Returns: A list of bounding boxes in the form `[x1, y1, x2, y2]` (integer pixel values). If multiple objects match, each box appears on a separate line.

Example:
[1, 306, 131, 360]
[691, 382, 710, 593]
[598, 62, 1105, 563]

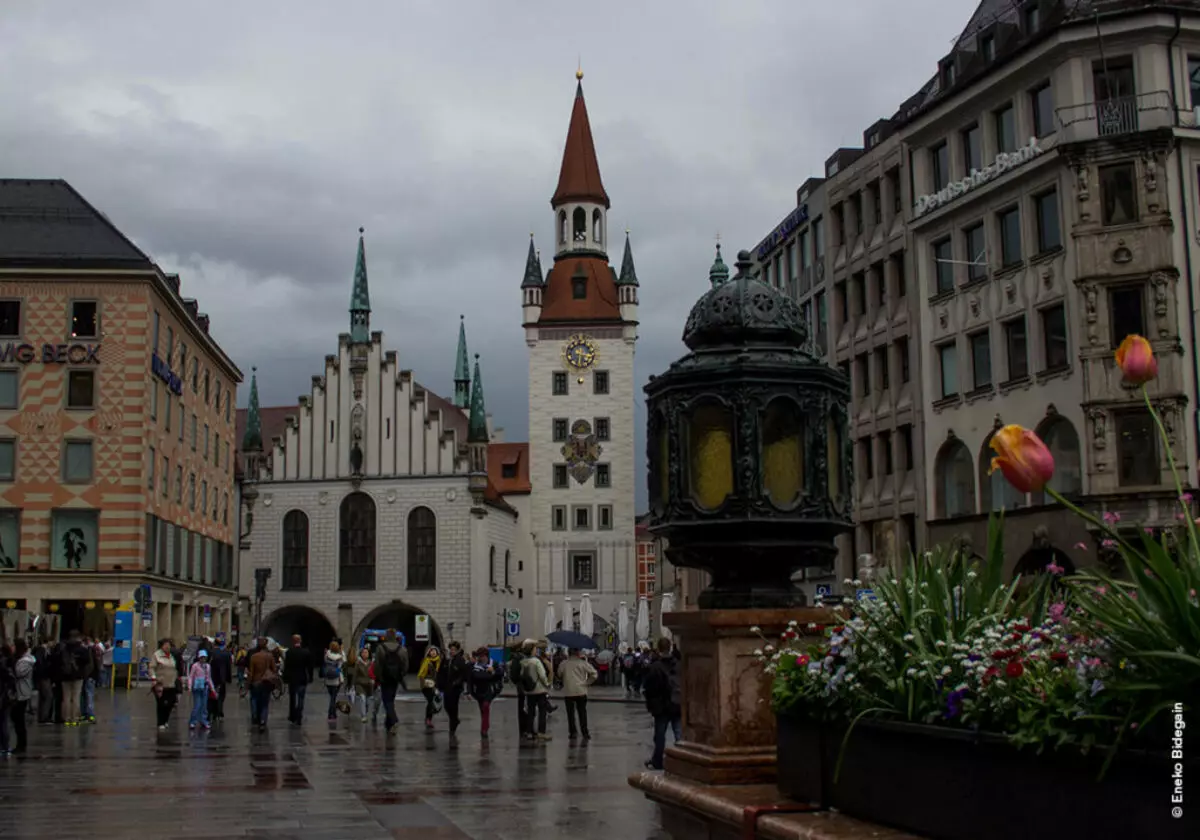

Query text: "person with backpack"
[642, 637, 683, 770]
[417, 647, 443, 730]
[372, 629, 408, 734]
[186, 649, 213, 730]
[321, 642, 345, 722]
[282, 635, 310, 726]
[511, 640, 533, 739]
[520, 643, 552, 742]
[467, 647, 503, 739]
[436, 642, 471, 739]
[59, 631, 91, 727]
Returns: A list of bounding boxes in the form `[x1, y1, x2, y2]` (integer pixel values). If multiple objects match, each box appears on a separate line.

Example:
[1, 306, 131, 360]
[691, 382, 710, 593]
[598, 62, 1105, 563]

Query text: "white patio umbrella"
[579, 593, 594, 638]
[617, 601, 630, 648]
[562, 596, 574, 632]
[543, 602, 556, 645]
[659, 592, 676, 641]
[635, 596, 650, 645]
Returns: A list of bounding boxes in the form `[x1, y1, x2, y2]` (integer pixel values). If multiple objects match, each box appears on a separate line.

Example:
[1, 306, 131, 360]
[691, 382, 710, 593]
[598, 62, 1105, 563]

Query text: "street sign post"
[506, 621, 520, 638]
[505, 608, 520, 624]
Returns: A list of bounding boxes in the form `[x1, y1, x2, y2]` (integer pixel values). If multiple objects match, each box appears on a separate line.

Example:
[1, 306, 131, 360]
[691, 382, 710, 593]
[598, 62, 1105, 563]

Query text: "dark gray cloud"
[0, 1, 964, 510]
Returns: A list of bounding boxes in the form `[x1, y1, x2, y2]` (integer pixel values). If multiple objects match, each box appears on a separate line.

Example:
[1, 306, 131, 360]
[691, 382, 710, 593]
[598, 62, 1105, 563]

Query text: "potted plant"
[761, 337, 1198, 839]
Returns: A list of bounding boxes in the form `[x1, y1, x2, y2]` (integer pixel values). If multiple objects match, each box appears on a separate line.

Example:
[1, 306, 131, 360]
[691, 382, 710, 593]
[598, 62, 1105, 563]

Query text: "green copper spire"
[454, 315, 471, 408]
[350, 227, 371, 343]
[242, 366, 262, 452]
[467, 353, 488, 444]
[709, 243, 730, 288]
[521, 234, 543, 288]
[617, 230, 639, 286]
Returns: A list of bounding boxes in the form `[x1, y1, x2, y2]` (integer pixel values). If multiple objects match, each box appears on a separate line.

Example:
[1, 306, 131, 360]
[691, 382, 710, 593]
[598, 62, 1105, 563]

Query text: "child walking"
[188, 649, 213, 730]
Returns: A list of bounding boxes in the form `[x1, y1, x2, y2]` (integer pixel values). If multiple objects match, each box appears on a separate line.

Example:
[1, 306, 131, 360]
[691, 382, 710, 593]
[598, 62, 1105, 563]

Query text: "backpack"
[667, 661, 682, 707]
[322, 657, 342, 681]
[60, 644, 81, 680]
[519, 658, 538, 693]
[379, 646, 404, 683]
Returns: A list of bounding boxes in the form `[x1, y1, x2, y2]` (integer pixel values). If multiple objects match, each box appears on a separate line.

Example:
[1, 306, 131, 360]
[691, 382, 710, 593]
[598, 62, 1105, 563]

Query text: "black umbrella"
[547, 630, 594, 650]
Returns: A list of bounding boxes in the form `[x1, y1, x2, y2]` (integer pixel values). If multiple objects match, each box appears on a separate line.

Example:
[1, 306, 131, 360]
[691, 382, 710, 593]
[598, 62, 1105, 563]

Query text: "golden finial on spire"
[576, 56, 583, 81]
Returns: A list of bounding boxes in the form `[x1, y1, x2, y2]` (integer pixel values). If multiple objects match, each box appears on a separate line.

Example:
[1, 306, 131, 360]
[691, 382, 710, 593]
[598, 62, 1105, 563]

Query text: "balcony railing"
[1054, 90, 1173, 143]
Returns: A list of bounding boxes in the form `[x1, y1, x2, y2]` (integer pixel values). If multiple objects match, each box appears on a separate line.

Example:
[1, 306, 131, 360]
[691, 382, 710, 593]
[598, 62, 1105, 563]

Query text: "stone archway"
[353, 600, 445, 673]
[263, 605, 338, 663]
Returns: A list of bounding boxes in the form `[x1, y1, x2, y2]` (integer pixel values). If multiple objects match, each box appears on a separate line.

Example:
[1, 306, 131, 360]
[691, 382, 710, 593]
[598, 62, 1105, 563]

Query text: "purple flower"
[1046, 562, 1064, 576]
[945, 688, 967, 719]
[967, 653, 981, 662]
[1090, 678, 1105, 697]
[1048, 602, 1066, 622]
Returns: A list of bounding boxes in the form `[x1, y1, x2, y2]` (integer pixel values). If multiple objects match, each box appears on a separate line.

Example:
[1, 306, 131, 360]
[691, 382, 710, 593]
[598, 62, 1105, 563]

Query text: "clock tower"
[521, 70, 640, 629]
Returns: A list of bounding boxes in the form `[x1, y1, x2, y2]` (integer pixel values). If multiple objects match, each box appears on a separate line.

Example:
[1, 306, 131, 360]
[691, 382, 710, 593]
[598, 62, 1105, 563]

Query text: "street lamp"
[644, 248, 853, 609]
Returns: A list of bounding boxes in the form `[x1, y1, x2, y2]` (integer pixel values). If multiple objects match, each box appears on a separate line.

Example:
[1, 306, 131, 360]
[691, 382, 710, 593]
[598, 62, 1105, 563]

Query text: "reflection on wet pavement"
[0, 689, 669, 839]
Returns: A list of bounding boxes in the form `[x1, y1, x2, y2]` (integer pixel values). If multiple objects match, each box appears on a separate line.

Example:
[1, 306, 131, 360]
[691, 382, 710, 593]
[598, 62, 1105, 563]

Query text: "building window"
[191, 358, 198, 393]
[1024, 2, 1040, 32]
[855, 355, 869, 398]
[552, 371, 568, 395]
[148, 446, 156, 490]
[161, 456, 168, 497]
[933, 238, 954, 294]
[938, 341, 958, 399]
[964, 222, 987, 282]
[0, 439, 14, 481]
[70, 301, 98, 338]
[504, 549, 511, 587]
[935, 439, 976, 518]
[1100, 163, 1138, 225]
[489, 545, 496, 586]
[572, 276, 587, 299]
[1116, 410, 1159, 487]
[63, 440, 93, 483]
[0, 370, 16, 409]
[570, 552, 595, 588]
[1003, 316, 1029, 381]
[898, 337, 911, 382]
[1031, 82, 1054, 138]
[835, 282, 848, 322]
[881, 430, 894, 476]
[1109, 285, 1146, 348]
[970, 329, 992, 390]
[553, 464, 568, 488]
[65, 369, 95, 410]
[860, 437, 873, 480]
[981, 33, 995, 62]
[900, 424, 914, 471]
[0, 301, 20, 337]
[1034, 416, 1084, 502]
[501, 463, 517, 479]
[1041, 304, 1069, 370]
[340, 492, 377, 590]
[595, 417, 610, 441]
[573, 505, 591, 530]
[191, 414, 198, 450]
[998, 206, 1022, 267]
[51, 509, 98, 570]
[874, 269, 886, 308]
[853, 273, 866, 316]
[1035, 190, 1061, 252]
[188, 473, 195, 510]
[931, 141, 950, 191]
[552, 418, 568, 442]
[203, 423, 210, 459]
[876, 347, 889, 390]
[961, 123, 982, 173]
[595, 464, 611, 487]
[203, 370, 210, 404]
[201, 480, 208, 517]
[593, 370, 609, 394]
[598, 504, 613, 530]
[175, 465, 182, 502]
[552, 505, 567, 531]
[994, 102, 1016, 154]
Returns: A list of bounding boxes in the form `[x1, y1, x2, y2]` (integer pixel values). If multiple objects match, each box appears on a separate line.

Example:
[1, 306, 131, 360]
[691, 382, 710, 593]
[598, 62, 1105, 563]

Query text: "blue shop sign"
[756, 204, 809, 260]
[151, 353, 184, 395]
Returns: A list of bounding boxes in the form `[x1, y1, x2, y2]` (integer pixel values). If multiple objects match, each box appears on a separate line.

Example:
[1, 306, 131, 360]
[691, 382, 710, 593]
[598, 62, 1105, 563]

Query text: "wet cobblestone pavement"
[0, 688, 668, 839]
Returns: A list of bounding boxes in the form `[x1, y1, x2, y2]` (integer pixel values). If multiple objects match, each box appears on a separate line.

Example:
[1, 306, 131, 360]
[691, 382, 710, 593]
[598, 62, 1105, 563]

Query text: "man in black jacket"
[437, 641, 472, 739]
[208, 641, 234, 721]
[642, 638, 682, 770]
[282, 635, 310, 725]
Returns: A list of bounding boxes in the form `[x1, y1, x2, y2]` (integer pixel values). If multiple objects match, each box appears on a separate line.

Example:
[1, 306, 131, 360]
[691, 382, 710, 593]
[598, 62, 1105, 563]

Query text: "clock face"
[563, 334, 598, 370]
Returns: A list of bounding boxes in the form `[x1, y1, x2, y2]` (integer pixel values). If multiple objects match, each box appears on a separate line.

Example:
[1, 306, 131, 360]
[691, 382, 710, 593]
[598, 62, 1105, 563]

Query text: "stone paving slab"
[0, 688, 668, 840]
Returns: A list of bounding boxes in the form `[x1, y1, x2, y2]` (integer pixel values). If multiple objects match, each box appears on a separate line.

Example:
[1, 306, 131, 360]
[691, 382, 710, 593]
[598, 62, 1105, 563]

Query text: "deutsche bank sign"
[914, 138, 1045, 218]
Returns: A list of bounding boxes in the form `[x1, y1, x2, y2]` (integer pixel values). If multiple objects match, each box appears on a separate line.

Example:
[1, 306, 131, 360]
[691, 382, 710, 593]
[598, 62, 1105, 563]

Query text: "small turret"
[709, 243, 730, 288]
[349, 228, 371, 344]
[521, 234, 543, 326]
[617, 230, 640, 323]
[453, 315, 471, 408]
[467, 353, 489, 504]
[242, 367, 262, 453]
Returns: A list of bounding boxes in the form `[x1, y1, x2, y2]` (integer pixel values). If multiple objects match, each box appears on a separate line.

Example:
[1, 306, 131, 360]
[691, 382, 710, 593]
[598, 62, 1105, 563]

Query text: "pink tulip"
[989, 425, 1055, 493]
[1115, 335, 1157, 384]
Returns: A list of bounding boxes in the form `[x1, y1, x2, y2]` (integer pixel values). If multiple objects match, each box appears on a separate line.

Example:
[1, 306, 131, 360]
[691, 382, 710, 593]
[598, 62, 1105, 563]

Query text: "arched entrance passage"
[263, 605, 337, 663]
[353, 601, 444, 672]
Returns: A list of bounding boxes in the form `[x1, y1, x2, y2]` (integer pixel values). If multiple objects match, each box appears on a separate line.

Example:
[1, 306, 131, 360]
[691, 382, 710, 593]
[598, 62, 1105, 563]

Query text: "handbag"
[422, 678, 436, 690]
[432, 692, 443, 714]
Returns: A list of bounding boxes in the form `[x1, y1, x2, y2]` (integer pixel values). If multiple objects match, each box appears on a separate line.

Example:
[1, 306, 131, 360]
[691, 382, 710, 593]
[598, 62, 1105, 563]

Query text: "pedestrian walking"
[149, 638, 180, 730]
[33, 640, 53, 725]
[208, 640, 232, 722]
[467, 647, 502, 740]
[187, 650, 213, 730]
[520, 643, 552, 742]
[511, 640, 533, 738]
[234, 646, 247, 690]
[247, 638, 277, 732]
[0, 645, 15, 755]
[59, 631, 91, 727]
[9, 640, 34, 755]
[418, 647, 442, 730]
[437, 642, 470, 738]
[350, 647, 373, 722]
[322, 642, 345, 721]
[373, 629, 407, 734]
[643, 638, 683, 770]
[283, 635, 310, 726]
[557, 647, 597, 742]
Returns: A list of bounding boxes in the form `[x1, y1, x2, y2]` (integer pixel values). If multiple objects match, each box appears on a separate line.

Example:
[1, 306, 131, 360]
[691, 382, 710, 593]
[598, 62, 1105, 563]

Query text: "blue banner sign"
[151, 353, 184, 395]
[756, 204, 809, 260]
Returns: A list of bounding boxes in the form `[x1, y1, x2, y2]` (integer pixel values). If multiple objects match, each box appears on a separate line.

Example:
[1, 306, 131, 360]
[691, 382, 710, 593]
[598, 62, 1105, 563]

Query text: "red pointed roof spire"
[551, 71, 610, 209]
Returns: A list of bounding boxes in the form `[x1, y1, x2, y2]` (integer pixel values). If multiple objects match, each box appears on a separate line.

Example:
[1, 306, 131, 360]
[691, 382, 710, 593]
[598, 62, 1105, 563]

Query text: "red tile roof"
[489, 442, 531, 495]
[552, 82, 610, 209]
[539, 255, 621, 323]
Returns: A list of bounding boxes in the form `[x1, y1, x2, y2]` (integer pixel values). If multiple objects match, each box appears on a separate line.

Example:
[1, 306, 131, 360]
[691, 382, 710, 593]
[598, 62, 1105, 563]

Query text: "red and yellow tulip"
[990, 424, 1055, 493]
[1114, 335, 1157, 385]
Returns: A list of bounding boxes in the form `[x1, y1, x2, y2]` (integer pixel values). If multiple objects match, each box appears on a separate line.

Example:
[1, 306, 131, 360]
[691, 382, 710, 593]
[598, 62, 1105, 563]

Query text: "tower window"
[593, 370, 609, 394]
[592, 208, 602, 244]
[553, 418, 569, 441]
[559, 211, 567, 244]
[573, 207, 586, 242]
[572, 276, 587, 299]
[553, 464, 569, 488]
[552, 372, 568, 395]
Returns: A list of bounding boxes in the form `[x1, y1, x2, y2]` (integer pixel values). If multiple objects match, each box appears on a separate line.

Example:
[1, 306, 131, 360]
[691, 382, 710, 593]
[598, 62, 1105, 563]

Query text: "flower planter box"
[777, 715, 1196, 839]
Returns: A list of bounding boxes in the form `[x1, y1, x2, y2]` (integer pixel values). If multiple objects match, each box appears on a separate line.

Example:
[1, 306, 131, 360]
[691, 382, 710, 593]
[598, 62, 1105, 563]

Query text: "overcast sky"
[3, 1, 966, 510]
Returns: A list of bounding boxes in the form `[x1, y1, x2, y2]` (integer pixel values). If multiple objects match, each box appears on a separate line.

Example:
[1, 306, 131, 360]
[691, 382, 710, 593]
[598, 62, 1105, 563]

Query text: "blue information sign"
[506, 621, 520, 638]
[856, 589, 877, 602]
[815, 584, 833, 597]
